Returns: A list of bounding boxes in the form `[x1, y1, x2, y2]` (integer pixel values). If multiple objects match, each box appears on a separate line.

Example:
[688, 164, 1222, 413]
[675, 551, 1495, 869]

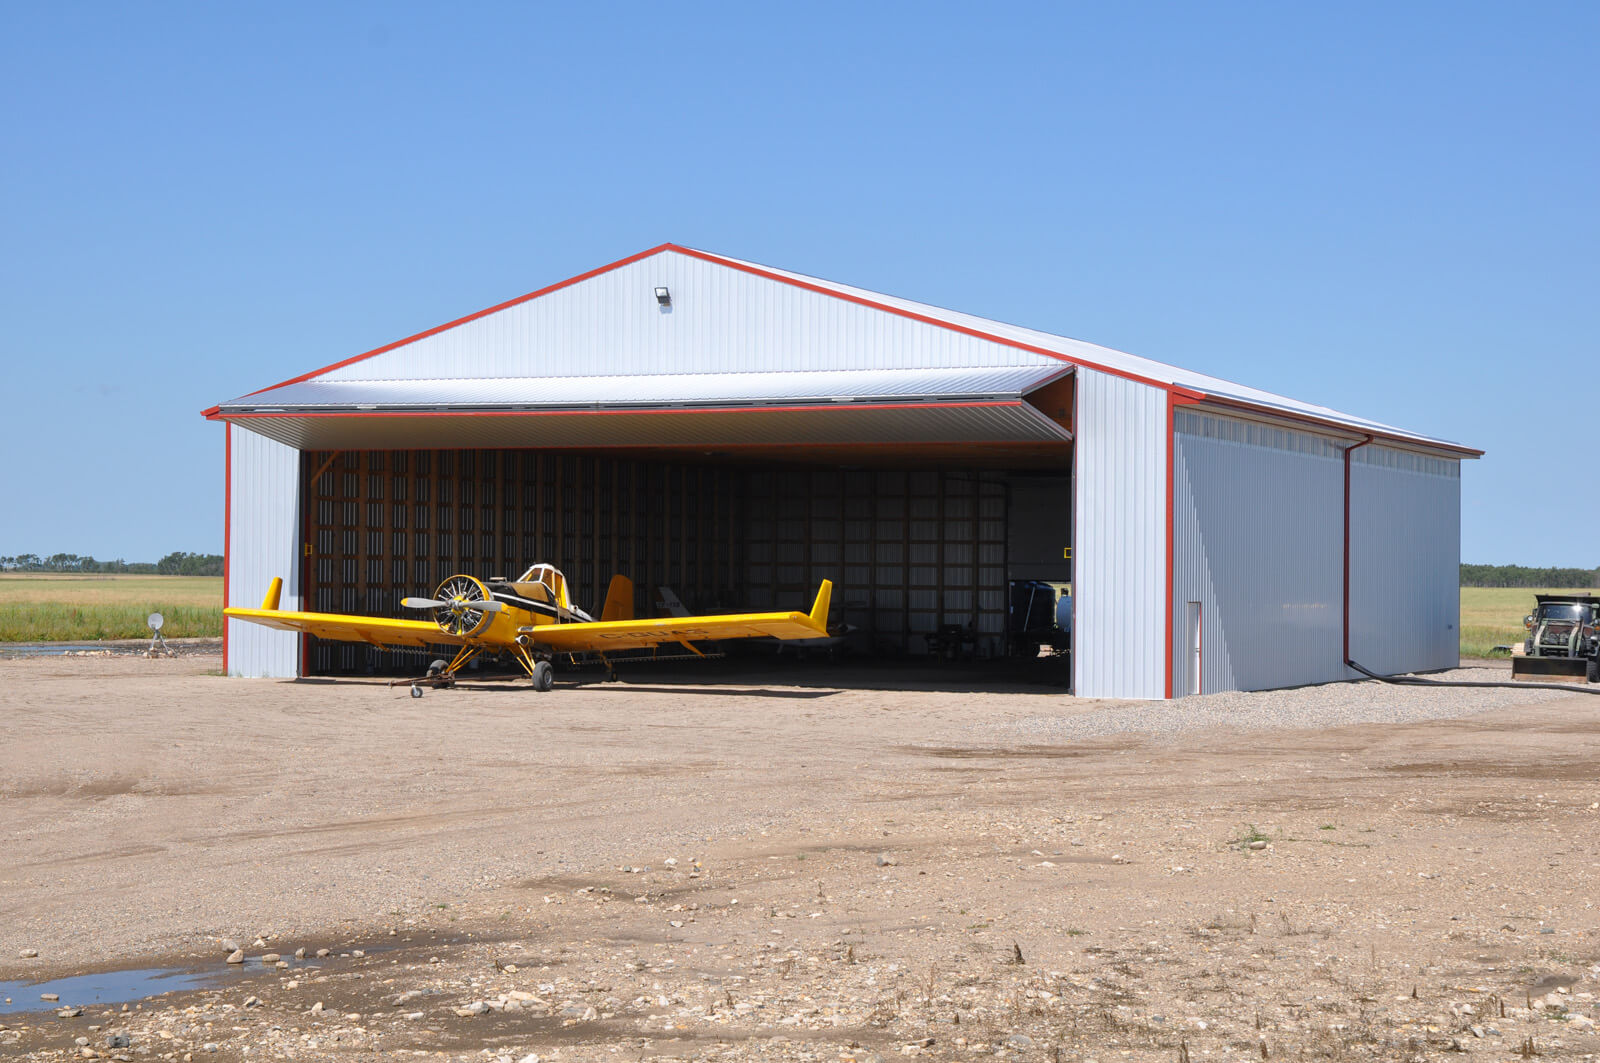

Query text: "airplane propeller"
[401, 596, 504, 613]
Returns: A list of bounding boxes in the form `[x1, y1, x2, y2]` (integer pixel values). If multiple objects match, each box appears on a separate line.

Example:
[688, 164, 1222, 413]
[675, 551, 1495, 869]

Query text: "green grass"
[0, 574, 222, 641]
[1460, 586, 1594, 659]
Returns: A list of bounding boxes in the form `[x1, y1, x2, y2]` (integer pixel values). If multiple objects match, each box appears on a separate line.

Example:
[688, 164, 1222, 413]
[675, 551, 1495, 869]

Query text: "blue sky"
[1, 3, 1594, 565]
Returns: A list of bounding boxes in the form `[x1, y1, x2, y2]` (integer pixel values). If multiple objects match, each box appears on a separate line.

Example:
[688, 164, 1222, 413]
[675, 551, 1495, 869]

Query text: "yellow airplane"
[225, 564, 833, 694]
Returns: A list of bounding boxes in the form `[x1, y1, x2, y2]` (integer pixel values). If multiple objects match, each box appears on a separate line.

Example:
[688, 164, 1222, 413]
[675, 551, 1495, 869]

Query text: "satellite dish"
[148, 612, 164, 631]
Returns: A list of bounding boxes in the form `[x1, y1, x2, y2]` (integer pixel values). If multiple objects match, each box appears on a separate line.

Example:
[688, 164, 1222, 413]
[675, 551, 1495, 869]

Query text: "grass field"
[0, 574, 223, 641]
[1459, 585, 1596, 658]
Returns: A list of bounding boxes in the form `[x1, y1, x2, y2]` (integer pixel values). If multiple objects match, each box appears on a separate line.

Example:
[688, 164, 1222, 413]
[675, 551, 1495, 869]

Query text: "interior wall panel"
[1073, 370, 1165, 699]
[1348, 447, 1461, 676]
[302, 449, 1019, 674]
[226, 426, 301, 677]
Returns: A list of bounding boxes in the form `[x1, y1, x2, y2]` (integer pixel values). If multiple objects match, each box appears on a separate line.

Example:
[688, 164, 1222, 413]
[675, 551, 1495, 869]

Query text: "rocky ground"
[1, 654, 1598, 1062]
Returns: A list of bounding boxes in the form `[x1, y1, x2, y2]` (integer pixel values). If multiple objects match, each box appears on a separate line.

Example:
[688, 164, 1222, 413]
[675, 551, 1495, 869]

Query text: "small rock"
[456, 1001, 490, 1017]
[310, 1002, 324, 1015]
[106, 1035, 131, 1049]
[1470, 1026, 1484, 1038]
[351, 949, 365, 958]
[251, 938, 265, 948]
[315, 949, 330, 958]
[260, 953, 280, 963]
[243, 996, 260, 1009]
[202, 1044, 219, 1053]
[59, 1006, 84, 1018]
[1248, 840, 1268, 851]
[294, 948, 306, 959]
[76, 1037, 90, 1047]
[78, 1048, 99, 1059]
[404, 1011, 424, 1020]
[18, 949, 37, 959]
[220, 939, 240, 953]
[876, 854, 897, 867]
[1006, 1035, 1033, 1047]
[224, 950, 243, 964]
[41, 993, 60, 1001]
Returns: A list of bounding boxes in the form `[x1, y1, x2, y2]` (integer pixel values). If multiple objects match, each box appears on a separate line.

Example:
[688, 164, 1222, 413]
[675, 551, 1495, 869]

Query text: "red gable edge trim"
[203, 243, 1481, 458]
[236, 243, 679, 399]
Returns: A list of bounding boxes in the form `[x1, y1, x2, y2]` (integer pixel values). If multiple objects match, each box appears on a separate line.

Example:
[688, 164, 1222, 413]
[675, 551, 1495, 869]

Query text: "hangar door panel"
[1171, 410, 1344, 693]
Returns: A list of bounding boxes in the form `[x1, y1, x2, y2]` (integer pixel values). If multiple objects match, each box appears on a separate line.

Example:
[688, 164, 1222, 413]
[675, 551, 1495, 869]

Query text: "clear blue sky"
[2, 3, 1594, 565]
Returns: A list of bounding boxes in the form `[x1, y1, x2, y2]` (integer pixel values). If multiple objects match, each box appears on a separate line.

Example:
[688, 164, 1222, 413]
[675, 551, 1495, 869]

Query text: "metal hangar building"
[205, 243, 1480, 699]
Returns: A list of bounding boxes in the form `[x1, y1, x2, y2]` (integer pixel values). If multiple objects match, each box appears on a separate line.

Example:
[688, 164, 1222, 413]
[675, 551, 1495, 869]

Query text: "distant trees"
[1460, 563, 1599, 588]
[155, 552, 224, 576]
[0, 553, 222, 576]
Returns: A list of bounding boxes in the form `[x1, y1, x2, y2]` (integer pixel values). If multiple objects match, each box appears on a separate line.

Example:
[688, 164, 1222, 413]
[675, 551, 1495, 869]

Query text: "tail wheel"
[531, 660, 554, 692]
[431, 575, 496, 638]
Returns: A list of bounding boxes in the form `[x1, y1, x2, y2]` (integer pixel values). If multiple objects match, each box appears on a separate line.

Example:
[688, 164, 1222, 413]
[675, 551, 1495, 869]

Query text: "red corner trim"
[222, 423, 231, 676]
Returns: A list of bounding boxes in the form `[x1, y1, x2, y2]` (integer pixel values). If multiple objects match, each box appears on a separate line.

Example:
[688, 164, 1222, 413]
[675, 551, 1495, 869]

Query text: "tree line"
[1461, 563, 1599, 588]
[0, 552, 224, 576]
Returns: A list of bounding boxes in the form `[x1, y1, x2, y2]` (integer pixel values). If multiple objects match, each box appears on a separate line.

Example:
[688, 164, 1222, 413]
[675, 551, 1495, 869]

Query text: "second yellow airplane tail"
[809, 579, 833, 632]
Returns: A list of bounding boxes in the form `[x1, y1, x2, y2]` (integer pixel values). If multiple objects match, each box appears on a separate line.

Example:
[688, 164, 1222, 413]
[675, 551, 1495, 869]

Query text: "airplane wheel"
[531, 661, 554, 692]
[410, 685, 423, 699]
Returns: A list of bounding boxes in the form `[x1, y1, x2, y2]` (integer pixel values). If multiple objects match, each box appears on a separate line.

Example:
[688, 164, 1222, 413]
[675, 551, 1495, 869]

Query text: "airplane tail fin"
[261, 577, 283, 611]
[808, 579, 833, 633]
[601, 575, 635, 622]
[656, 587, 690, 617]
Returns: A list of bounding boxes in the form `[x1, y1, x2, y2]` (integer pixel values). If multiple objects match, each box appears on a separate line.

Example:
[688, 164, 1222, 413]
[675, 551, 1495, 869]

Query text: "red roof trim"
[238, 243, 679, 399]
[207, 241, 1477, 458]
[664, 245, 1175, 393]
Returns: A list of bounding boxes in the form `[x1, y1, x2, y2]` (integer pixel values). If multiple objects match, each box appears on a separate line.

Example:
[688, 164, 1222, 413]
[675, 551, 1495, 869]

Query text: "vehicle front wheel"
[531, 660, 555, 692]
[1588, 657, 1599, 684]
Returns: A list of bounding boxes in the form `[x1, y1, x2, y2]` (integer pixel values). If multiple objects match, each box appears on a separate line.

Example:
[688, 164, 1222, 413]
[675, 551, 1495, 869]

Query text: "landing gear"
[410, 685, 424, 698]
[531, 660, 555, 692]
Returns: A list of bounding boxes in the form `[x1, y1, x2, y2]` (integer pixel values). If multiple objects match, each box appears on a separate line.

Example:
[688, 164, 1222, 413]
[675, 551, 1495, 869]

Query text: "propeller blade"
[402, 596, 506, 614]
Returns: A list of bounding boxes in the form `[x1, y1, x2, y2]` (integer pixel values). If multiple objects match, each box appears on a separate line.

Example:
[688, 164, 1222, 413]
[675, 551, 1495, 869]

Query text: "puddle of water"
[0, 959, 315, 1015]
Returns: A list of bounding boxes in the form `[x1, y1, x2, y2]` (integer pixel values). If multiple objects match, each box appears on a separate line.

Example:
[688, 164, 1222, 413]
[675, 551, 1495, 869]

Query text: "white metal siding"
[316, 250, 1064, 382]
[227, 426, 301, 678]
[1073, 369, 1165, 699]
[1172, 410, 1345, 693]
[1348, 447, 1461, 676]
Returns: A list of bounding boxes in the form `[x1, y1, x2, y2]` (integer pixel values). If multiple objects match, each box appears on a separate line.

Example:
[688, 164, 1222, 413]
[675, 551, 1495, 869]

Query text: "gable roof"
[207, 243, 1479, 458]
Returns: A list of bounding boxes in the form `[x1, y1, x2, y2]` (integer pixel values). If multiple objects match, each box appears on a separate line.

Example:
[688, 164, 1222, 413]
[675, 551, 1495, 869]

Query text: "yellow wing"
[225, 579, 469, 649]
[527, 580, 832, 653]
[224, 606, 469, 649]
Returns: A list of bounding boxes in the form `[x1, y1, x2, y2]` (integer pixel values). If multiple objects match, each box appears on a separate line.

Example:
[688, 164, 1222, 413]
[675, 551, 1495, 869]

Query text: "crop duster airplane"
[225, 565, 833, 694]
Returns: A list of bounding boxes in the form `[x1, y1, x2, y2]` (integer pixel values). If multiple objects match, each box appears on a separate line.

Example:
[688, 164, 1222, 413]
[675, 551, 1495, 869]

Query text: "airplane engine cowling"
[430, 575, 499, 639]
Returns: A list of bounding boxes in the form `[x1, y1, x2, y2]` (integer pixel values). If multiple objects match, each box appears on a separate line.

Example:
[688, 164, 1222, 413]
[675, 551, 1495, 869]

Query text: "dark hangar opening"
[299, 444, 1073, 678]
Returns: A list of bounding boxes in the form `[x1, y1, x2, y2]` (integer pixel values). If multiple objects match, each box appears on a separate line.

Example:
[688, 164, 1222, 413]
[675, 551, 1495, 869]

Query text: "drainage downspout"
[1342, 434, 1374, 672]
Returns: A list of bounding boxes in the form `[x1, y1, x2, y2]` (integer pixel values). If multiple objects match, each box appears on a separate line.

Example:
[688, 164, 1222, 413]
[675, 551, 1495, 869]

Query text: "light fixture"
[654, 286, 672, 308]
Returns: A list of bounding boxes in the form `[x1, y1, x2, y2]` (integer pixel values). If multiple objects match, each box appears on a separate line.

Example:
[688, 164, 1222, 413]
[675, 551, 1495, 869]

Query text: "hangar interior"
[302, 432, 1073, 675]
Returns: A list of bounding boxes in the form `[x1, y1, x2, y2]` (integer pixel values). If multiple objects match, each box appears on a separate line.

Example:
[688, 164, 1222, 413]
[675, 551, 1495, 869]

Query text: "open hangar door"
[298, 442, 1073, 678]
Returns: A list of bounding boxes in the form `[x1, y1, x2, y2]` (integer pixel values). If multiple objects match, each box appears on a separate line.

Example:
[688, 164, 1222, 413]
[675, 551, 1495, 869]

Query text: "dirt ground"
[1, 653, 1598, 1062]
